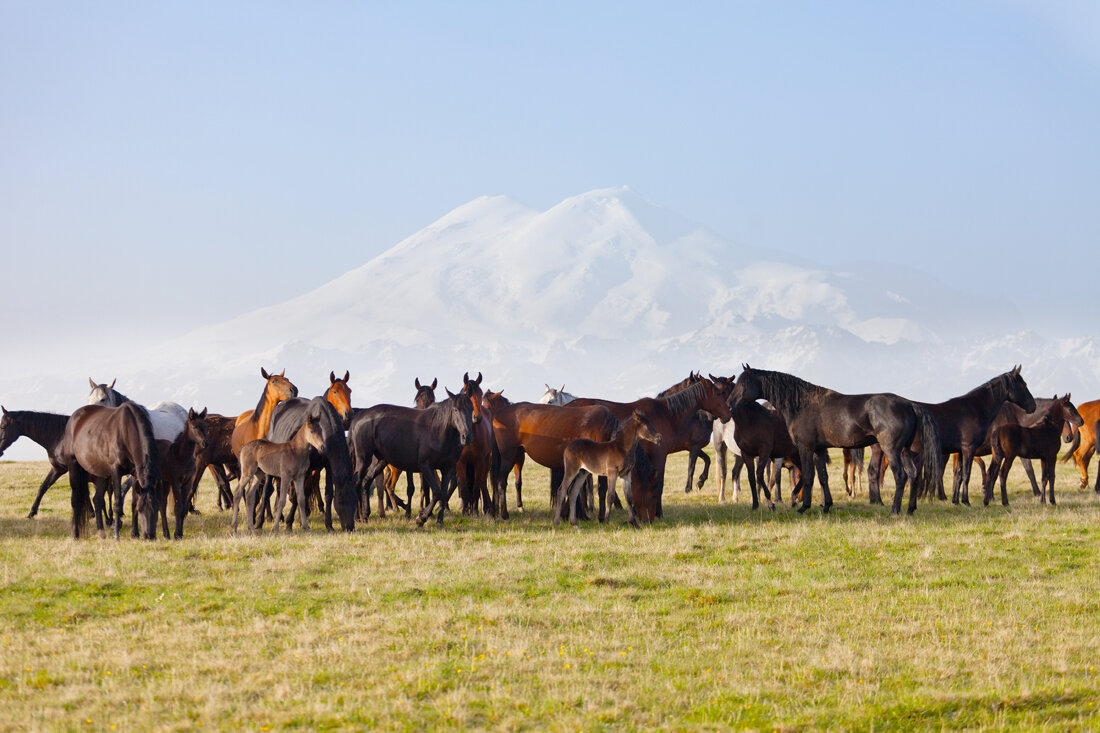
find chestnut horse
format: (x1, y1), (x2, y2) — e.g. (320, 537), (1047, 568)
(230, 368), (298, 456)
(555, 410), (663, 526)
(568, 377), (733, 520)
(1060, 399), (1100, 489)
(984, 394), (1083, 506)
(730, 366), (943, 515)
(483, 391), (623, 520)
(62, 403), (160, 539)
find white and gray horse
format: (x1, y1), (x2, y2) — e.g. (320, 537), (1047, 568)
(87, 378), (188, 444)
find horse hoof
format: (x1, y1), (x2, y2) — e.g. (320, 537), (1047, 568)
(768, 503), (776, 511)
(796, 505), (808, 514)
(501, 510), (509, 520)
(822, 503), (832, 515)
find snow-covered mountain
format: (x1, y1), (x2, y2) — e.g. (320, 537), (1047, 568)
(2, 186), (1097, 460)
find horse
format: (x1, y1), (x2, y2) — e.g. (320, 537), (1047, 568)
(483, 391), (623, 520)
(730, 400), (800, 510)
(729, 365), (943, 515)
(61, 403), (160, 539)
(0, 407), (71, 518)
(233, 410), (326, 533)
(539, 384), (578, 405)
(555, 410), (663, 526)
(151, 408), (208, 539)
(710, 418), (746, 502)
(452, 372), (497, 518)
(186, 413), (239, 512)
(349, 388), (474, 528)
(963, 397), (1067, 497)
(266, 396), (358, 532)
(863, 367), (1036, 506)
(984, 394), (1083, 506)
(842, 448), (865, 498)
(368, 377), (437, 520)
(656, 373), (712, 494)
(324, 371), (353, 426)
(568, 377), (733, 520)
(1060, 399), (1100, 489)
(230, 368), (299, 456)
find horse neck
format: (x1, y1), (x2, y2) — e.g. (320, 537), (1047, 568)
(291, 422), (317, 454)
(255, 387), (284, 432)
(10, 412), (68, 453)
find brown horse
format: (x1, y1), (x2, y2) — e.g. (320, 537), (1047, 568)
(555, 410), (662, 526)
(187, 413), (239, 512)
(655, 373), (712, 493)
(233, 411), (326, 533)
(370, 377), (437, 520)
(1060, 399), (1100, 489)
(568, 377), (733, 520)
(230, 368), (298, 456)
(984, 394), (1083, 506)
(0, 407), (71, 519)
(324, 370), (353, 425)
(150, 408), (208, 539)
(452, 372), (498, 517)
(730, 400), (799, 510)
(62, 403), (160, 539)
(483, 391), (622, 520)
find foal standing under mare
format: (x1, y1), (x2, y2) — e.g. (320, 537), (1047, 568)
(233, 411), (326, 533)
(865, 367), (1037, 506)
(0, 407), (71, 518)
(729, 366), (943, 515)
(62, 403), (160, 539)
(984, 394), (1083, 506)
(555, 410), (663, 526)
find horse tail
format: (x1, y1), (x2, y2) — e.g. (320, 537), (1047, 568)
(125, 403), (160, 490)
(1060, 423), (1081, 463)
(70, 468), (91, 538)
(914, 404), (943, 500)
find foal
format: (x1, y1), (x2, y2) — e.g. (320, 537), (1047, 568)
(984, 394), (1083, 507)
(233, 413), (325, 533)
(554, 410), (662, 527)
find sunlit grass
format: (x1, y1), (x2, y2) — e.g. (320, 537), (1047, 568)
(0, 451), (1097, 730)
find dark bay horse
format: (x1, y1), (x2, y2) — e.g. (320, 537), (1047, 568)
(482, 391), (623, 520)
(61, 403), (160, 539)
(866, 366), (1036, 506)
(446, 372), (497, 518)
(984, 394), (1083, 506)
(0, 407), (71, 518)
(267, 396), (358, 531)
(568, 377), (733, 520)
(187, 413), (239, 512)
(655, 373), (712, 493)
(730, 400), (799, 510)
(555, 410), (663, 526)
(729, 365), (943, 515)
(150, 408), (208, 539)
(231, 368), (298, 456)
(371, 377), (437, 520)
(349, 389), (473, 528)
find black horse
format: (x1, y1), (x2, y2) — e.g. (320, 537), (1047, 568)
(729, 365), (943, 515)
(348, 390), (473, 528)
(266, 397), (358, 532)
(0, 407), (71, 518)
(867, 367), (1035, 506)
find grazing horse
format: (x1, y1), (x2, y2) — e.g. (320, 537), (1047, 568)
(230, 368), (298, 456)
(984, 394), (1083, 507)
(866, 367), (1036, 507)
(483, 391), (623, 520)
(729, 365), (943, 515)
(61, 403), (160, 539)
(349, 389), (474, 527)
(555, 410), (663, 526)
(0, 407), (71, 518)
(324, 371), (353, 425)
(87, 378), (189, 444)
(1060, 399), (1100, 489)
(568, 377), (733, 520)
(267, 397), (358, 532)
(234, 411), (326, 533)
(656, 373), (712, 494)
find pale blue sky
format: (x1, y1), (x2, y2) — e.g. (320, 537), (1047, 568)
(2, 1), (1098, 356)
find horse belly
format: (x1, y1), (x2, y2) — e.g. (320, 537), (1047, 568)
(518, 434), (568, 470)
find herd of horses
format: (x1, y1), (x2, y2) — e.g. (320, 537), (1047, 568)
(0, 364), (1096, 540)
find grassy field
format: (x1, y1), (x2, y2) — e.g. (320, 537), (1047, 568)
(0, 451), (1098, 731)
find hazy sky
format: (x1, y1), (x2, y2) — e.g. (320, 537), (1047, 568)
(2, 1), (1098, 363)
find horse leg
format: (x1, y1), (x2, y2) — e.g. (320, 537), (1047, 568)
(730, 454), (744, 503)
(743, 455), (758, 509)
(271, 473), (292, 533)
(27, 465), (65, 519)
(295, 472), (312, 531)
(555, 468), (578, 527)
(684, 450), (697, 493)
(715, 443), (727, 502)
(814, 450), (834, 514)
(513, 450), (525, 511)
(884, 447), (909, 516)
(955, 450), (975, 507)
(415, 467), (444, 528)
(998, 456), (1014, 507)
(1076, 443), (1093, 489)
(1021, 459), (1040, 496)
(796, 448), (815, 513)
(231, 475), (250, 533)
(898, 448), (922, 515)
(695, 449), (710, 491)
(867, 445), (884, 505)
(766, 458), (782, 504)
(158, 479), (170, 540)
(321, 469), (334, 531)
(172, 476), (188, 540)
(68, 466), (91, 539)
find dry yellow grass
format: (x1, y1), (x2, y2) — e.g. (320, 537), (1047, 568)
(0, 451), (1098, 731)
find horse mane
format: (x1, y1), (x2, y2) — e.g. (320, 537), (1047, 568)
(973, 370), (1014, 403)
(661, 380), (707, 417)
(122, 402), (159, 482)
(8, 410), (69, 438)
(749, 369), (825, 415)
(250, 383), (270, 423)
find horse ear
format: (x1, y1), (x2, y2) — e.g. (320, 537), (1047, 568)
(189, 407), (196, 419)
(445, 387), (457, 400)
(108, 378), (116, 389)
(1, 405), (7, 415)
(200, 407), (207, 419)
(560, 384), (565, 394)
(279, 369), (285, 378)
(330, 371), (336, 384)
(343, 370), (349, 383)
(261, 367), (270, 379)
(89, 377), (97, 389)
(476, 372), (483, 385)
(431, 378), (437, 390)
(463, 371), (470, 385)
(415, 377), (422, 389)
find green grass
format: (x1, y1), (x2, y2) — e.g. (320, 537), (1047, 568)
(0, 452), (1098, 731)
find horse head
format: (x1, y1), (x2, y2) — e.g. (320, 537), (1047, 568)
(708, 373), (736, 402)
(729, 364), (761, 408)
(631, 409), (662, 446)
(261, 367), (298, 402)
(462, 372), (485, 424)
(697, 377), (733, 421)
(0, 406), (16, 456)
(185, 407), (209, 451)
(302, 410), (327, 453)
(325, 370), (353, 422)
(445, 387), (474, 446)
(414, 378), (437, 408)
(1005, 365), (1036, 413)
(87, 377), (122, 406)
(1059, 393), (1084, 431)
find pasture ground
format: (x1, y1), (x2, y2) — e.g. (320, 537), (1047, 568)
(0, 452), (1098, 731)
